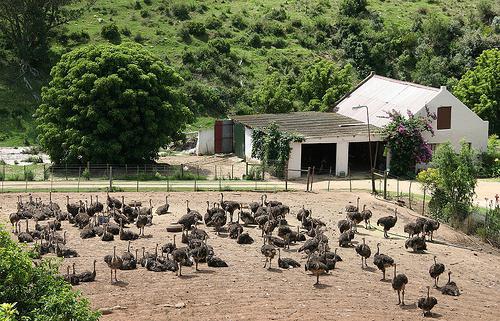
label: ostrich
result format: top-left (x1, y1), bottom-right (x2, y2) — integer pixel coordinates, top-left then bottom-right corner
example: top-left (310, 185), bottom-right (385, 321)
top-left (346, 208), bottom-right (363, 232)
top-left (171, 248), bottom-right (190, 277)
top-left (101, 224), bottom-right (114, 242)
top-left (338, 230), bottom-right (355, 247)
top-left (277, 248), bottom-right (300, 269)
top-left (405, 235), bottom-right (427, 253)
top-left (18, 220), bottom-right (34, 243)
top-left (261, 236), bottom-right (277, 269)
top-left (277, 224), bottom-right (294, 249)
top-left (249, 195), bottom-right (264, 214)
top-left (392, 264), bottom-right (409, 305)
top-left (66, 196), bottom-right (80, 216)
top-left (189, 241), bottom-right (209, 271)
top-left (119, 219), bottom-right (139, 241)
top-left (429, 256), bottom-right (445, 287)
top-left (337, 219), bottom-right (352, 233)
top-left (106, 192), bottom-right (122, 209)
top-left (63, 265), bottom-right (80, 285)
top-left (373, 243), bottom-right (394, 280)
top-left (239, 205), bottom-right (256, 225)
top-left (361, 205), bottom-right (372, 229)
top-left (404, 222), bottom-right (422, 238)
top-left (209, 211), bottom-right (227, 235)
top-left (207, 255), bottom-right (228, 267)
top-left (9, 212), bottom-right (20, 233)
top-left (263, 194), bottom-right (282, 207)
top-left (227, 212), bottom-right (243, 239)
top-left (77, 260), bottom-right (97, 282)
top-left (418, 286), bottom-right (438, 317)
top-left (296, 205), bottom-right (310, 221)
top-left (162, 235), bottom-right (177, 254)
top-left (345, 197), bottom-right (360, 212)
top-left (305, 255), bottom-right (328, 285)
top-left (136, 213), bottom-right (148, 236)
top-left (236, 230), bottom-right (254, 244)
top-left (178, 200), bottom-right (202, 229)
top-left (105, 246), bottom-right (123, 284)
top-left (220, 193), bottom-right (240, 222)
top-left (377, 208), bottom-right (398, 238)
top-left (440, 271), bottom-right (460, 296)
top-left (298, 235), bottom-right (320, 254)
top-left (355, 237), bottom-right (371, 268)
top-left (424, 219), bottom-right (440, 241)
top-left (156, 195), bottom-right (170, 215)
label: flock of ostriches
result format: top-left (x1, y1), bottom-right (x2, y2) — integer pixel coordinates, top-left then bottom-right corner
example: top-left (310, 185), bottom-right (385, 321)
top-left (8, 193), bottom-right (461, 317)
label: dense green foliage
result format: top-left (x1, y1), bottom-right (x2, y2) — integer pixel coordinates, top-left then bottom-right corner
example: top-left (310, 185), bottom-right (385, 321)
top-left (454, 49), bottom-right (500, 135)
top-left (478, 135), bottom-right (500, 177)
top-left (35, 43), bottom-right (192, 164)
top-left (251, 122), bottom-right (304, 177)
top-left (382, 108), bottom-right (435, 177)
top-left (0, 0), bottom-right (499, 145)
top-left (418, 142), bottom-right (478, 225)
top-left (0, 225), bottom-right (100, 321)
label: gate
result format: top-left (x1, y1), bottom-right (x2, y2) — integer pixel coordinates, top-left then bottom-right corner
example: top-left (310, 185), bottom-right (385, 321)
top-left (214, 120), bottom-right (234, 154)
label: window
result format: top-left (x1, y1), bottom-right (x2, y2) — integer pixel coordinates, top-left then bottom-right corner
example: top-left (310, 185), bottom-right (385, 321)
top-left (437, 106), bottom-right (451, 130)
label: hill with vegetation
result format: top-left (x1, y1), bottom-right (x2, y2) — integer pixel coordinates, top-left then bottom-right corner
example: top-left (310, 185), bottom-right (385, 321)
top-left (0, 0), bottom-right (499, 146)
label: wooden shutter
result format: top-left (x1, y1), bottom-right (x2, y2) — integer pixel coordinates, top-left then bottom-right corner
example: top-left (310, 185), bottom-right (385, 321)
top-left (437, 106), bottom-right (451, 130)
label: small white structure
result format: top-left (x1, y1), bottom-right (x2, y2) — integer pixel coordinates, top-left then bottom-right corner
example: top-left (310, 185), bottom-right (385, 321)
top-left (335, 73), bottom-right (489, 151)
top-left (196, 129), bottom-right (214, 155)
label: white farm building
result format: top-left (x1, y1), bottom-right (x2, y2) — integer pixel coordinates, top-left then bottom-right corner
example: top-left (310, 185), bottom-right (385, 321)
top-left (199, 73), bottom-right (489, 179)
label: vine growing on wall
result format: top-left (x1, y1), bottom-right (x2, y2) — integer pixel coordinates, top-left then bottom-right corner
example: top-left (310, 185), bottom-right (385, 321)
top-left (381, 107), bottom-right (436, 177)
top-left (251, 122), bottom-right (304, 177)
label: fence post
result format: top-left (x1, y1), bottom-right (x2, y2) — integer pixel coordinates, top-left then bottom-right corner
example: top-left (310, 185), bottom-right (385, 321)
top-left (214, 165), bottom-right (217, 180)
top-left (50, 165), bottom-right (53, 193)
top-left (136, 165), bottom-right (139, 192)
top-left (65, 162), bottom-right (68, 180)
top-left (246, 162), bottom-right (248, 177)
top-left (24, 165), bottom-right (27, 192)
top-left (109, 166), bottom-right (113, 191)
top-left (231, 164), bottom-right (234, 180)
top-left (125, 164), bottom-right (128, 176)
top-left (408, 180), bottom-right (413, 210)
top-left (397, 178), bottom-right (400, 199)
top-left (87, 161), bottom-right (90, 180)
top-left (327, 167), bottom-right (332, 192)
top-left (181, 164), bottom-right (184, 179)
top-left (310, 166), bottom-right (315, 192)
top-left (422, 187), bottom-right (426, 215)
top-left (77, 167), bottom-right (81, 193)
top-left (285, 168), bottom-right (288, 192)
top-left (262, 163), bottom-right (265, 181)
top-left (349, 167), bottom-right (352, 193)
top-left (43, 164), bottom-right (46, 181)
top-left (166, 176), bottom-right (169, 192)
top-left (383, 170), bottom-right (388, 200)
top-left (306, 167), bottom-right (311, 192)
top-left (1, 164), bottom-right (4, 193)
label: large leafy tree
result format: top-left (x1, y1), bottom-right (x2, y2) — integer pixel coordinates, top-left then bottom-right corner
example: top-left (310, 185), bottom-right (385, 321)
top-left (0, 0), bottom-right (93, 66)
top-left (297, 60), bottom-right (353, 111)
top-left (454, 48), bottom-right (500, 135)
top-left (252, 72), bottom-right (295, 114)
top-left (36, 43), bottom-right (192, 164)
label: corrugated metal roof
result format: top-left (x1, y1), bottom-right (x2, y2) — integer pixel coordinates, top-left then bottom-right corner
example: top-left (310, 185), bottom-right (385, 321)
top-left (232, 112), bottom-right (380, 139)
top-left (335, 74), bottom-right (440, 127)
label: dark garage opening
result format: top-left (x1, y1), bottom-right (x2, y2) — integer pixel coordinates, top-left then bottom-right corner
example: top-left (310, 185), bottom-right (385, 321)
top-left (301, 143), bottom-right (336, 175)
top-left (348, 142), bottom-right (386, 172)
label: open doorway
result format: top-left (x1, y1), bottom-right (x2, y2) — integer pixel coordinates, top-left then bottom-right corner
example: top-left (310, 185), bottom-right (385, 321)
top-left (301, 143), bottom-right (336, 175)
top-left (348, 141), bottom-right (386, 173)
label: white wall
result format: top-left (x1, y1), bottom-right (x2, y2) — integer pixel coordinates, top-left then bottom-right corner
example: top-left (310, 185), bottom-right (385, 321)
top-left (244, 126), bottom-right (253, 160)
top-left (336, 142), bottom-right (349, 176)
top-left (419, 87), bottom-right (489, 152)
top-left (196, 129), bottom-right (214, 155)
top-left (288, 142), bottom-right (302, 179)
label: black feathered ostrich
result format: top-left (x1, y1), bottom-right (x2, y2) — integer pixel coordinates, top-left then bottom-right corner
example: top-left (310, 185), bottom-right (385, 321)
top-left (377, 208), bottom-right (398, 238)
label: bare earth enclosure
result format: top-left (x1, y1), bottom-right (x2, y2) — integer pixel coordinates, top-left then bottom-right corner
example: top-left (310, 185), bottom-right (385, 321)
top-left (1, 191), bottom-right (499, 321)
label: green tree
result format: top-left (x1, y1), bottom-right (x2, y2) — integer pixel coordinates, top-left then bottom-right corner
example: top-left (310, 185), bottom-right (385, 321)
top-left (339, 0), bottom-right (368, 17)
top-left (296, 60), bottom-right (354, 111)
top-left (35, 43), bottom-right (192, 164)
top-left (0, 0), bottom-right (93, 66)
top-left (427, 142), bottom-right (478, 225)
top-left (0, 225), bottom-right (100, 320)
top-left (454, 49), bottom-right (500, 135)
top-left (252, 72), bottom-right (295, 114)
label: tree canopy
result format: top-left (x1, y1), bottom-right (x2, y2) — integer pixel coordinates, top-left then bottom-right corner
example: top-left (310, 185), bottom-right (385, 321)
top-left (35, 43), bottom-right (192, 164)
top-left (454, 48), bottom-right (500, 135)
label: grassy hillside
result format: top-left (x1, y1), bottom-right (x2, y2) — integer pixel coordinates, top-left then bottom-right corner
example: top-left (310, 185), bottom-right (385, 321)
top-left (0, 0), bottom-right (496, 146)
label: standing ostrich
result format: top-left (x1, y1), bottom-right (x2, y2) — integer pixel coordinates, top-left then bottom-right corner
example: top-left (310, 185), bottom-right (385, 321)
top-left (220, 193), bottom-right (240, 222)
top-left (360, 204), bottom-right (372, 229)
top-left (377, 208), bottom-right (398, 238)
top-left (418, 286), bottom-right (438, 317)
top-left (429, 256), bottom-right (445, 287)
top-left (305, 255), bottom-right (329, 286)
top-left (345, 197), bottom-right (360, 212)
top-left (392, 264), bottom-right (408, 305)
top-left (105, 246), bottom-right (123, 284)
top-left (355, 237), bottom-right (371, 268)
top-left (373, 243), bottom-right (394, 280)
top-left (261, 236), bottom-right (277, 269)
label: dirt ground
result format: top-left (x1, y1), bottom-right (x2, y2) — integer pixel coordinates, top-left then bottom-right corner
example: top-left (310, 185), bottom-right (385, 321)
top-left (1, 191), bottom-right (499, 321)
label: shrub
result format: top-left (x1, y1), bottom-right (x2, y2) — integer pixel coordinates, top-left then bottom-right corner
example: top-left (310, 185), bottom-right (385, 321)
top-left (231, 14), bottom-right (247, 30)
top-left (268, 7), bottom-right (288, 21)
top-left (24, 156), bottom-right (43, 164)
top-left (208, 38), bottom-right (230, 53)
top-left (186, 21), bottom-right (206, 36)
top-left (134, 32), bottom-right (145, 43)
top-left (0, 225), bottom-right (100, 320)
top-left (134, 1), bottom-right (141, 10)
top-left (100, 23), bottom-right (121, 43)
top-left (339, 0), bottom-right (368, 17)
top-left (477, 0), bottom-right (496, 24)
top-left (144, 0), bottom-right (152, 5)
top-left (140, 9), bottom-right (150, 18)
top-left (24, 168), bottom-right (35, 181)
top-left (248, 34), bottom-right (262, 48)
top-left (206, 16), bottom-right (222, 29)
top-left (68, 31), bottom-right (90, 44)
top-left (171, 2), bottom-right (191, 20)
top-left (121, 27), bottom-right (131, 36)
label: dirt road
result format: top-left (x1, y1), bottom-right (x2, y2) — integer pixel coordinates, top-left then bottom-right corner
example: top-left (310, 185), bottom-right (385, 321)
top-left (1, 191), bottom-right (499, 321)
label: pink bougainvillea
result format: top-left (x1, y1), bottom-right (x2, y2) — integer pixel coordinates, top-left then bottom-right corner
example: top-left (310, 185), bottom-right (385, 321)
top-left (382, 107), bottom-right (436, 177)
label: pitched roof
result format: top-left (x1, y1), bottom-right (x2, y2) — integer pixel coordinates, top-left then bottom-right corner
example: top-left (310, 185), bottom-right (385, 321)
top-left (232, 112), bottom-right (379, 139)
top-left (334, 74), bottom-right (440, 127)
